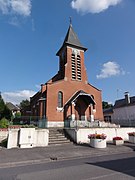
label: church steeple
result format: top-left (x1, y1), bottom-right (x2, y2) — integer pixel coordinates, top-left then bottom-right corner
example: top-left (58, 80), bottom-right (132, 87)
top-left (56, 23), bottom-right (88, 83)
top-left (56, 24), bottom-right (87, 56)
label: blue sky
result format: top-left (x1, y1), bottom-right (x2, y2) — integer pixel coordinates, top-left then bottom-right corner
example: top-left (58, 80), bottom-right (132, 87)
top-left (0, 0), bottom-right (135, 105)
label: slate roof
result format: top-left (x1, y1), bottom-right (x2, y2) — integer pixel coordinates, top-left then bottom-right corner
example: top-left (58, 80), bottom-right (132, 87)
top-left (6, 102), bottom-right (20, 111)
top-left (114, 96), bottom-right (135, 108)
top-left (30, 91), bottom-right (41, 101)
top-left (64, 90), bottom-right (95, 108)
top-left (56, 24), bottom-right (87, 55)
top-left (103, 107), bottom-right (113, 114)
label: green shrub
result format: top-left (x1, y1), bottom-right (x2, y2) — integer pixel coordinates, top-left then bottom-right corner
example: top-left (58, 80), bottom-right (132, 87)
top-left (21, 124), bottom-right (35, 128)
top-left (15, 112), bottom-right (21, 118)
top-left (0, 118), bottom-right (9, 128)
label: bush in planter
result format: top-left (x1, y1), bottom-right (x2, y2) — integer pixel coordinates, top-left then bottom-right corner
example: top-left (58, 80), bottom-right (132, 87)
top-left (88, 133), bottom-right (107, 140)
top-left (113, 137), bottom-right (124, 145)
top-left (88, 133), bottom-right (107, 148)
top-left (113, 137), bottom-right (123, 140)
top-left (128, 132), bottom-right (135, 136)
top-left (128, 132), bottom-right (135, 143)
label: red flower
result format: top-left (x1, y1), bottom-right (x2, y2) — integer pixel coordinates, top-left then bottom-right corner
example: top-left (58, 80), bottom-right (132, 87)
top-left (128, 132), bottom-right (135, 136)
top-left (113, 137), bottom-right (123, 140)
top-left (88, 133), bottom-right (107, 140)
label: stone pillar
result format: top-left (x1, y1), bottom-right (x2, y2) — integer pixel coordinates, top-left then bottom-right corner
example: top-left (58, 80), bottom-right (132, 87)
top-left (39, 100), bottom-right (43, 119)
top-left (71, 102), bottom-right (75, 120)
top-left (89, 104), bottom-right (94, 122)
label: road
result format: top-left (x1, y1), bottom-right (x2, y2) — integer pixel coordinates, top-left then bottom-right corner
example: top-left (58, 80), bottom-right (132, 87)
top-left (0, 152), bottom-right (135, 180)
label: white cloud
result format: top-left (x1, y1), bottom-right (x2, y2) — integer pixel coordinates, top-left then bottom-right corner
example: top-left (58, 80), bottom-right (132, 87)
top-left (11, 0), bottom-right (31, 16)
top-left (0, 0), bottom-right (32, 16)
top-left (2, 90), bottom-right (36, 105)
top-left (0, 0), bottom-right (10, 14)
top-left (96, 61), bottom-right (125, 79)
top-left (71, 0), bottom-right (122, 14)
top-left (8, 16), bottom-right (20, 26)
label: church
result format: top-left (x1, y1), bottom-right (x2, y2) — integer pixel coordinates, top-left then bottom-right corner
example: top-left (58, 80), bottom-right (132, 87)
top-left (30, 23), bottom-right (103, 127)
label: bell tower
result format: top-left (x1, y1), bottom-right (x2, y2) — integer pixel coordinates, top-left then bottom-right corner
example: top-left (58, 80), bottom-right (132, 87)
top-left (56, 23), bottom-right (88, 83)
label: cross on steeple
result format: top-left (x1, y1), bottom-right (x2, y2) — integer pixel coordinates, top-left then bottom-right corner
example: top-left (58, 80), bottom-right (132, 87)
top-left (56, 21), bottom-right (87, 56)
top-left (69, 16), bottom-right (72, 26)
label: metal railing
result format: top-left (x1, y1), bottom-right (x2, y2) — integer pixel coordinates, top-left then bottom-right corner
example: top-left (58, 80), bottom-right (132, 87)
top-left (112, 119), bottom-right (135, 127)
top-left (64, 119), bottom-right (122, 129)
top-left (12, 116), bottom-right (48, 128)
top-left (64, 119), bottom-right (102, 129)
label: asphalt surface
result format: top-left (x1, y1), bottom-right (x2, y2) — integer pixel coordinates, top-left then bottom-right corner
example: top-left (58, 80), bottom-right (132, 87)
top-left (0, 142), bottom-right (135, 168)
top-left (0, 151), bottom-right (135, 180)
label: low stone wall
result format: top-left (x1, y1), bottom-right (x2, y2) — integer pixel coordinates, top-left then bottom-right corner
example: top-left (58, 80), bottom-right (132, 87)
top-left (65, 128), bottom-right (77, 142)
top-left (0, 129), bottom-right (8, 142)
top-left (34, 129), bottom-right (49, 147)
top-left (7, 128), bottom-right (49, 149)
top-left (47, 121), bottom-right (64, 127)
top-left (69, 120), bottom-right (120, 128)
top-left (65, 127), bottom-right (135, 144)
top-left (7, 129), bottom-right (19, 149)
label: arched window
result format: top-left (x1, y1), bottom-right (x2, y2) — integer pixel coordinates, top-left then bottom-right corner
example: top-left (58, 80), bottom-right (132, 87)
top-left (71, 53), bottom-right (76, 80)
top-left (77, 55), bottom-right (81, 80)
top-left (58, 91), bottom-right (63, 108)
top-left (71, 52), bottom-right (81, 80)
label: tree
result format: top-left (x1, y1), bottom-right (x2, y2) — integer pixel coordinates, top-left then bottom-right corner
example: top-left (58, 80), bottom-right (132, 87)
top-left (15, 112), bottom-right (21, 118)
top-left (0, 93), bottom-right (12, 120)
top-left (3, 106), bottom-right (12, 120)
top-left (102, 101), bottom-right (113, 109)
top-left (0, 93), bottom-right (5, 118)
top-left (20, 99), bottom-right (30, 110)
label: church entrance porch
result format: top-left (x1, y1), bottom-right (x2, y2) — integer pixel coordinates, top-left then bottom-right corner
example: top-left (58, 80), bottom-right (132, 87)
top-left (64, 91), bottom-right (96, 126)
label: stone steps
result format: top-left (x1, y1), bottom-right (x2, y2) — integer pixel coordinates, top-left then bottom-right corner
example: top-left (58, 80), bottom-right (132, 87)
top-left (49, 140), bottom-right (71, 145)
top-left (49, 128), bottom-right (71, 145)
top-left (49, 136), bottom-right (68, 140)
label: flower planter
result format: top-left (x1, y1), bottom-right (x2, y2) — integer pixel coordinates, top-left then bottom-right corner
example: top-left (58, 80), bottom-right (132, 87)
top-left (129, 136), bottom-right (135, 144)
top-left (113, 140), bottom-right (124, 145)
top-left (90, 139), bottom-right (106, 148)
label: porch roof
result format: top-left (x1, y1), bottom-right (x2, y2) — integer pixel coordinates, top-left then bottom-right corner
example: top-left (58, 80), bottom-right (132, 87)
top-left (64, 90), bottom-right (95, 107)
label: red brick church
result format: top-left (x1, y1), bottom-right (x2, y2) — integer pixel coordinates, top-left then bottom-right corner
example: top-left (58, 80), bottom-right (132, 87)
top-left (30, 23), bottom-right (103, 127)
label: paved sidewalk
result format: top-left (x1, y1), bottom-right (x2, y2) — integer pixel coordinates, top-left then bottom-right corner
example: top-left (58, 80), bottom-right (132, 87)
top-left (0, 142), bottom-right (135, 168)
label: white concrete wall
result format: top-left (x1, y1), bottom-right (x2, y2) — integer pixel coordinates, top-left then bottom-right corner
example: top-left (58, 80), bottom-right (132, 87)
top-left (65, 128), bottom-right (77, 142)
top-left (7, 129), bottom-right (19, 149)
top-left (19, 128), bottom-right (35, 148)
top-left (0, 129), bottom-right (8, 142)
top-left (65, 127), bottom-right (135, 144)
top-left (34, 129), bottom-right (49, 147)
top-left (7, 128), bottom-right (49, 149)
